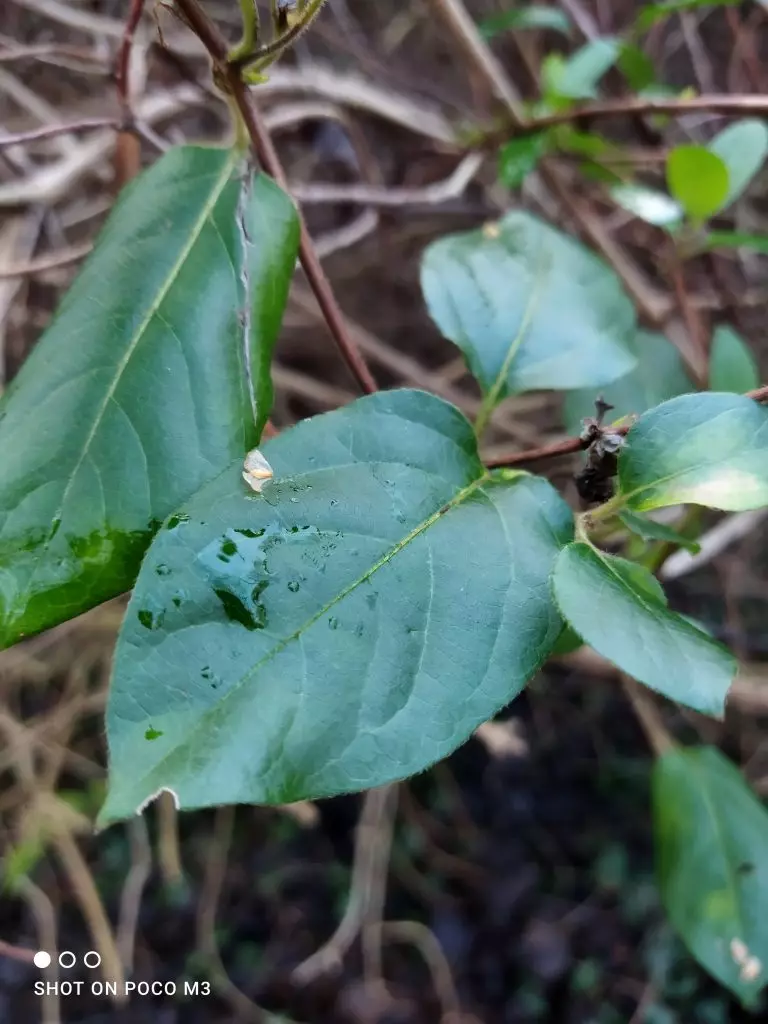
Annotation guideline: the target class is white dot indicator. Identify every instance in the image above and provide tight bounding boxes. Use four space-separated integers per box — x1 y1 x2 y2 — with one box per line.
33 951 51 969
59 951 76 969
83 951 101 969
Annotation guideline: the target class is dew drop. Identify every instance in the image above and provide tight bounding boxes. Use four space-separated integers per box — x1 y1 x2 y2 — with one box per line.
155 563 171 577
287 581 300 593
328 617 339 630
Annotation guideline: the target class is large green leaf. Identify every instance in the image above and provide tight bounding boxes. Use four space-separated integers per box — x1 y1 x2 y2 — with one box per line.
552 543 735 715
654 746 768 1006
0 146 299 649
420 212 637 425
618 393 768 512
100 390 573 824
563 330 694 434
709 120 768 209
709 326 760 394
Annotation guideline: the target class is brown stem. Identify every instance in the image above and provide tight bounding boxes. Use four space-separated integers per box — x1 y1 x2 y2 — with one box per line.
116 0 146 121
670 254 708 386
487 383 768 468
0 119 118 148
171 0 377 394
474 94 768 149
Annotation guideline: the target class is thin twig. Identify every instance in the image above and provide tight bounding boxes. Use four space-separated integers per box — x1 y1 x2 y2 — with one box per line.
171 0 378 395
116 0 146 120
0 241 93 280
0 118 118 148
486 381 768 468
117 816 152 972
475 94 768 149
621 677 675 757
670 254 708 386
156 790 184 887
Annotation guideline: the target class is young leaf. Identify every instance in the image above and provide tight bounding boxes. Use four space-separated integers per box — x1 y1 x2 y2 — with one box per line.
616 43 658 91
654 746 768 1006
563 330 693 434
421 212 637 417
479 6 571 38
618 393 768 512
0 146 299 649
619 510 701 554
548 38 621 100
709 119 768 208
100 390 574 824
552 543 736 715
666 146 730 220
709 327 760 394
610 184 683 227
697 230 768 255
498 132 551 188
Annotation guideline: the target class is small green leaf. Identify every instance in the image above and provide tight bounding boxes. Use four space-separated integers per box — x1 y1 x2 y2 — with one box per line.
709 327 760 394
666 146 730 220
637 0 740 32
654 746 768 1005
619 510 701 553
480 6 571 38
550 38 621 100
697 231 768 255
618 392 768 512
0 146 299 649
100 390 573 823
709 119 768 207
617 43 658 91
552 543 736 715
421 212 637 418
610 184 684 227
498 132 551 188
550 623 583 656
563 330 694 435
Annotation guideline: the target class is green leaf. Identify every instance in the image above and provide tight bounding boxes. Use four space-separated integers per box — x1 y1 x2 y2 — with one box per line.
697 230 768 255
617 43 658 91
709 120 768 208
610 184 683 227
709 327 760 394
480 6 571 38
654 746 768 1005
637 0 740 32
548 38 621 100
100 390 573 824
0 146 299 649
666 146 730 220
498 132 551 188
550 623 583 656
552 543 735 715
563 330 694 434
618 392 768 512
619 510 701 553
421 212 637 421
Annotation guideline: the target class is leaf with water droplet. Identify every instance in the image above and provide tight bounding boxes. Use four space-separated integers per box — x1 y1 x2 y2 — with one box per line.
101 390 573 824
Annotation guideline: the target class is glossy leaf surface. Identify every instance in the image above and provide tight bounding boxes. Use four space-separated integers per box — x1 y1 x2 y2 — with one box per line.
655 746 768 1005
552 543 735 715
101 390 573 824
618 393 768 512
0 146 299 648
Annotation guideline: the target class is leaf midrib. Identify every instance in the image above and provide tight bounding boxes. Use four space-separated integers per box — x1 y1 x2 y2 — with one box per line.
129 470 493 794
22 150 239 607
